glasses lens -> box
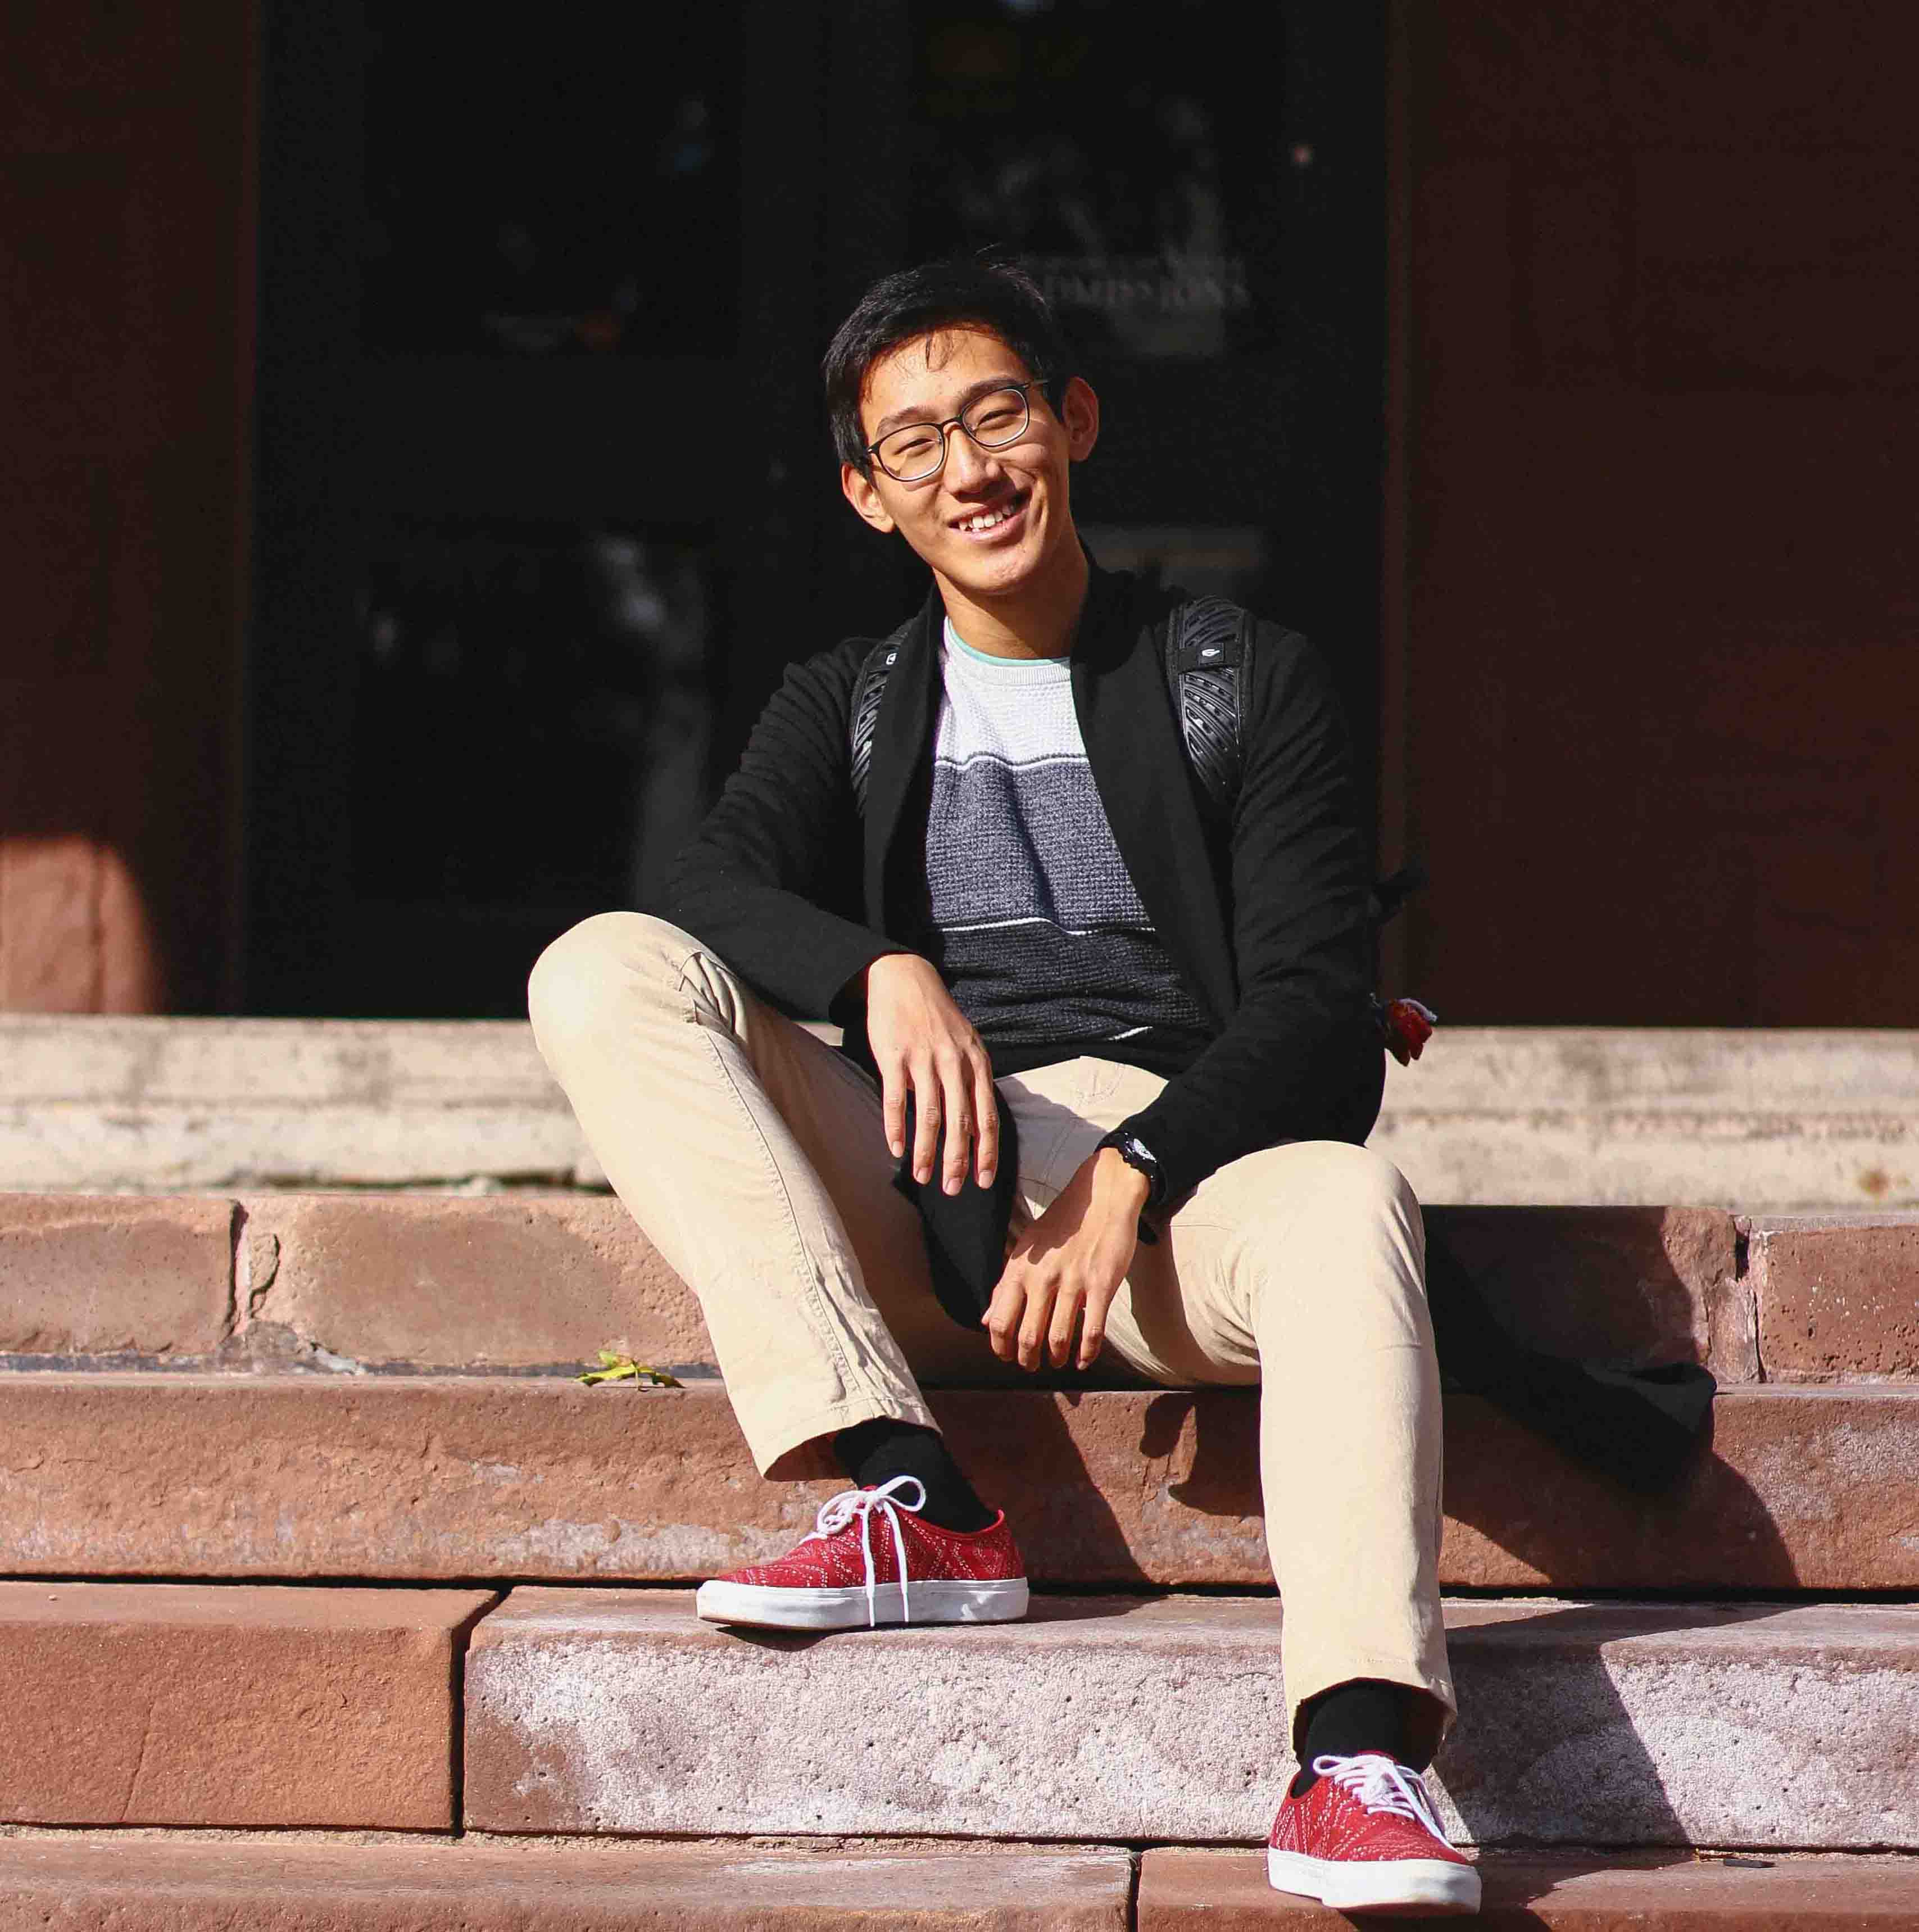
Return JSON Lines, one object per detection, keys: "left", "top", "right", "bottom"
{"left": 876, "top": 426, "right": 944, "bottom": 481}
{"left": 965, "top": 387, "right": 1030, "bottom": 448}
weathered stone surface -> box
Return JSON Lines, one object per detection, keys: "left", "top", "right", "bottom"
{"left": 1377, "top": 1028, "right": 1919, "bottom": 1211}
{"left": 0, "top": 1017, "right": 581, "bottom": 1190}
{"left": 185, "top": 1192, "right": 1762, "bottom": 1382}
{"left": 464, "top": 1592, "right": 1919, "bottom": 1848}
{"left": 1142, "top": 1847, "right": 1919, "bottom": 1926}
{"left": 0, "top": 1582, "right": 492, "bottom": 1829}
{"left": 1748, "top": 1213, "right": 1919, "bottom": 1379}
{"left": 1376, "top": 1109, "right": 1919, "bottom": 1210}
{"left": 1, "top": 1375, "right": 1911, "bottom": 1592}
{"left": 7, "top": 1015, "right": 1919, "bottom": 1208}
{"left": 1385, "top": 1029, "right": 1919, "bottom": 1113}
{"left": 0, "top": 1835, "right": 1132, "bottom": 1929}
{"left": 236, "top": 1192, "right": 702, "bottom": 1371}
{"left": 0, "top": 1192, "right": 232, "bottom": 1354}
{"left": 1428, "top": 1205, "right": 1753, "bottom": 1377}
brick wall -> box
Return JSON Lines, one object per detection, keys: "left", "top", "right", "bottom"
{"left": 0, "top": 6, "right": 255, "bottom": 1011}
{"left": 1391, "top": 4, "right": 1919, "bottom": 1023}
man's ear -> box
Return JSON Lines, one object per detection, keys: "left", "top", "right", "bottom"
{"left": 841, "top": 462, "right": 897, "bottom": 535}
{"left": 1059, "top": 375, "right": 1100, "bottom": 462}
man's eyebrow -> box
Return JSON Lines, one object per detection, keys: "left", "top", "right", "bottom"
{"left": 869, "top": 374, "right": 1029, "bottom": 441}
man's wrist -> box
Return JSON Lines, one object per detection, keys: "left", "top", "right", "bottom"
{"left": 1097, "top": 1127, "right": 1165, "bottom": 1208}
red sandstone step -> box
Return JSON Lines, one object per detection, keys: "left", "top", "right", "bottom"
{"left": 1, "top": 1372, "right": 1911, "bottom": 1592}
{"left": 0, "top": 1190, "right": 1766, "bottom": 1380}
{"left": 1745, "top": 1212, "right": 1919, "bottom": 1378}
{"left": 0, "top": 1582, "right": 493, "bottom": 1831}
{"left": 17, "top": 1190, "right": 1917, "bottom": 1389}
{"left": 1140, "top": 1847, "right": 1919, "bottom": 1926}
{"left": 0, "top": 1834, "right": 1133, "bottom": 1928}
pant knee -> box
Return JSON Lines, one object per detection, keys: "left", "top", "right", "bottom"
{"left": 1222, "top": 1142, "right": 1429, "bottom": 1341}
{"left": 1305, "top": 1142, "right": 1422, "bottom": 1246}
{"left": 527, "top": 911, "right": 692, "bottom": 1055}
{"left": 1232, "top": 1141, "right": 1421, "bottom": 1248}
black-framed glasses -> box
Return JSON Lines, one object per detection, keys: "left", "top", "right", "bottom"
{"left": 867, "top": 380, "right": 1043, "bottom": 483}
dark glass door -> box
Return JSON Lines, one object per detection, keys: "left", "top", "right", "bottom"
{"left": 246, "top": 2, "right": 1383, "bottom": 1017}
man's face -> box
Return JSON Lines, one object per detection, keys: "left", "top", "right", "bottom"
{"left": 841, "top": 325, "right": 1099, "bottom": 603}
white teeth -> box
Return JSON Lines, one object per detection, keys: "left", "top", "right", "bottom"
{"left": 960, "top": 498, "right": 1022, "bottom": 533}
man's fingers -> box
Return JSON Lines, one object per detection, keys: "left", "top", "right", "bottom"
{"left": 909, "top": 1060, "right": 941, "bottom": 1182}
{"left": 1017, "top": 1276, "right": 1060, "bottom": 1371}
{"left": 1077, "top": 1290, "right": 1111, "bottom": 1371}
{"left": 881, "top": 1063, "right": 907, "bottom": 1159}
{"left": 982, "top": 1270, "right": 1024, "bottom": 1360}
{"left": 937, "top": 1051, "right": 973, "bottom": 1196}
{"left": 1046, "top": 1281, "right": 1083, "bottom": 1368}
{"left": 971, "top": 1053, "right": 1000, "bottom": 1189}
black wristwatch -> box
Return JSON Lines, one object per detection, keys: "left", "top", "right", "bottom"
{"left": 1097, "top": 1126, "right": 1167, "bottom": 1208}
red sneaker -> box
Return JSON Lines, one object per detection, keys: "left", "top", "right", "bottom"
{"left": 695, "top": 1475, "right": 1028, "bottom": 1631}
{"left": 1267, "top": 1752, "right": 1481, "bottom": 1916}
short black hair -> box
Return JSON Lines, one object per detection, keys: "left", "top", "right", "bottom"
{"left": 822, "top": 251, "right": 1076, "bottom": 476}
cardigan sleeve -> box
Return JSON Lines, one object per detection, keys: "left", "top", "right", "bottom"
{"left": 1112, "top": 623, "right": 1382, "bottom": 1201}
{"left": 655, "top": 641, "right": 907, "bottom": 1019}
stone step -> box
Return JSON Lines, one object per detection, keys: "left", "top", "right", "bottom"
{"left": 0, "top": 1189, "right": 1804, "bottom": 1382}
{"left": 463, "top": 1591, "right": 1919, "bottom": 1851}
{"left": 5, "top": 1373, "right": 1912, "bottom": 1592}
{"left": 29, "top": 1187, "right": 1919, "bottom": 1389}
{"left": 0, "top": 1581, "right": 493, "bottom": 1830}
{"left": 3, "top": 1840, "right": 1911, "bottom": 1932}
{"left": 1142, "top": 1848, "right": 1919, "bottom": 1926}
{"left": 7, "top": 1015, "right": 1917, "bottom": 1208}
{"left": 0, "top": 1835, "right": 1133, "bottom": 1929}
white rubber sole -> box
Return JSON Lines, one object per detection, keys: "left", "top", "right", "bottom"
{"left": 695, "top": 1576, "right": 1029, "bottom": 1631}
{"left": 1268, "top": 1846, "right": 1482, "bottom": 1916}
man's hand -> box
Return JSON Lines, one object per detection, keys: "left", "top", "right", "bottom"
{"left": 856, "top": 953, "right": 999, "bottom": 1195}
{"left": 983, "top": 1146, "right": 1149, "bottom": 1370}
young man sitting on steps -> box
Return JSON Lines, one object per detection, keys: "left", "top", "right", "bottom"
{"left": 527, "top": 255, "right": 1480, "bottom": 1917}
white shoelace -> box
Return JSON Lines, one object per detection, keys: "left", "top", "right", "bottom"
{"left": 1313, "top": 1753, "right": 1448, "bottom": 1840}
{"left": 803, "top": 1473, "right": 928, "bottom": 1629}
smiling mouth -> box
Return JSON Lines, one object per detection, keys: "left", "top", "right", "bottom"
{"left": 952, "top": 489, "right": 1029, "bottom": 537}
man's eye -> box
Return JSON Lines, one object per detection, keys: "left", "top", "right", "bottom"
{"left": 885, "top": 429, "right": 939, "bottom": 460}
{"left": 971, "top": 406, "right": 1021, "bottom": 434}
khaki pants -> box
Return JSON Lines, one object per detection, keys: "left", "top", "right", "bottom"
{"left": 529, "top": 911, "right": 1453, "bottom": 1744}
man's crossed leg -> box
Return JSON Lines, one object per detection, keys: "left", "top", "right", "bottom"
{"left": 528, "top": 910, "right": 1479, "bottom": 1916}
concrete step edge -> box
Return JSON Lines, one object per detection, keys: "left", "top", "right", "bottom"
{"left": 3, "top": 1831, "right": 1914, "bottom": 1929}
{"left": 9, "top": 1187, "right": 1919, "bottom": 1384}
{"left": 3, "top": 1373, "right": 1915, "bottom": 1591}
{"left": 0, "top": 1832, "right": 1136, "bottom": 1928}
{"left": 0, "top": 1191, "right": 1787, "bottom": 1381}
{"left": 1144, "top": 1845, "right": 1919, "bottom": 1925}
{"left": 463, "top": 1590, "right": 1919, "bottom": 1850}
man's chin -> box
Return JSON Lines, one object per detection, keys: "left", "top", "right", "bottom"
{"left": 934, "top": 532, "right": 1054, "bottom": 602}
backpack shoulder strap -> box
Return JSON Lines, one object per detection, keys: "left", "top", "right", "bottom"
{"left": 1163, "top": 596, "right": 1252, "bottom": 824}
{"left": 849, "top": 621, "right": 913, "bottom": 814}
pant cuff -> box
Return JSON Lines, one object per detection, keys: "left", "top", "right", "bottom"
{"left": 1285, "top": 1651, "right": 1457, "bottom": 1757}
{"left": 745, "top": 1390, "right": 942, "bottom": 1481}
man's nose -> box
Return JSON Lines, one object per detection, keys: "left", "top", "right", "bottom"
{"left": 943, "top": 425, "right": 1002, "bottom": 490}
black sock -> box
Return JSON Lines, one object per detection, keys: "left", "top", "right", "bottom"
{"left": 1290, "top": 1680, "right": 1429, "bottom": 1795}
{"left": 831, "top": 1418, "right": 994, "bottom": 1532}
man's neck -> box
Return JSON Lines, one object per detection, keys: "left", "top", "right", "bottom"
{"left": 932, "top": 538, "right": 1090, "bottom": 661}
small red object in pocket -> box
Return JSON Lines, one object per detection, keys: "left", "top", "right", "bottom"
{"left": 1382, "top": 997, "right": 1437, "bottom": 1066}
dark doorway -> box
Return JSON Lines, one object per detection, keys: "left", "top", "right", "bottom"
{"left": 245, "top": 2, "right": 1386, "bottom": 1017}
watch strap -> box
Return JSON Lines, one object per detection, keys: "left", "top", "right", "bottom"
{"left": 1098, "top": 1126, "right": 1167, "bottom": 1208}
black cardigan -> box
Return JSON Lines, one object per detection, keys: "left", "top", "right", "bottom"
{"left": 660, "top": 563, "right": 1385, "bottom": 1207}
{"left": 660, "top": 564, "right": 1717, "bottom": 1485}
